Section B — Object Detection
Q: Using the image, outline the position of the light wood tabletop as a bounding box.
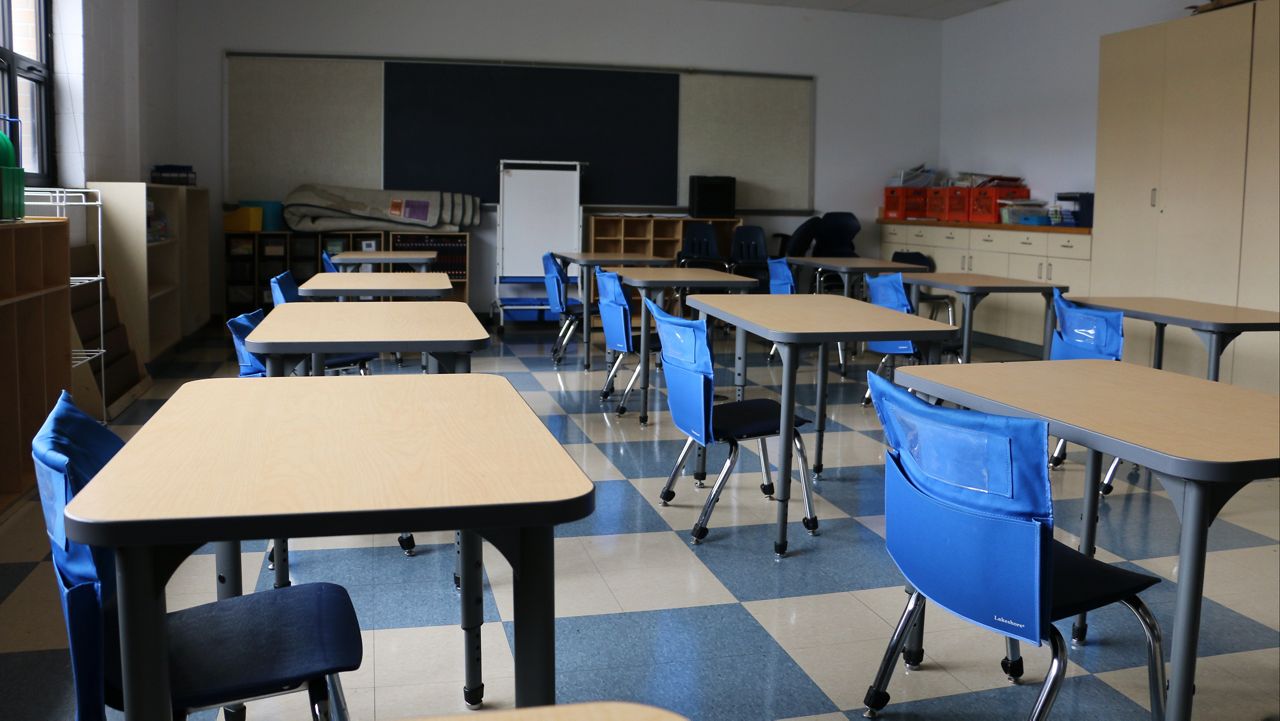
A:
[1067,296,1280,331]
[899,272,1067,292]
[552,252,670,266]
[687,293,958,344]
[896,359,1280,480]
[404,702,687,721]
[245,301,489,354]
[331,250,439,264]
[787,256,930,273]
[65,375,596,545]
[611,267,759,288]
[298,272,453,298]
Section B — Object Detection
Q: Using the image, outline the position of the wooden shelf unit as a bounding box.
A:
[586,215,741,260]
[91,182,211,363]
[225,230,471,316]
[0,218,71,499]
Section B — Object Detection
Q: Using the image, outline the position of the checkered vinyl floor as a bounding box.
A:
[0,324,1276,721]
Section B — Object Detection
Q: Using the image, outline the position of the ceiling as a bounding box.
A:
[704,0,1014,20]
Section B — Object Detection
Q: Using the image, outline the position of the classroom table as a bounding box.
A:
[686,293,958,555]
[298,271,453,300]
[414,702,688,721]
[900,272,1068,363]
[63,375,597,720]
[245,301,489,377]
[614,268,760,425]
[786,256,931,297]
[894,359,1280,721]
[331,249,439,272]
[1067,296,1280,381]
[552,251,672,369]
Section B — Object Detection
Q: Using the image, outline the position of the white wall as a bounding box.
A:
[82,0,140,182]
[132,0,942,310]
[938,0,1186,199]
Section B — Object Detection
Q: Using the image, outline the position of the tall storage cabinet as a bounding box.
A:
[1093,1,1279,388]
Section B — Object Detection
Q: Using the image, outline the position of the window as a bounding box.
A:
[1,0,51,184]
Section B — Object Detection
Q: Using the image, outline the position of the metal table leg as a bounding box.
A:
[734,326,747,401]
[273,538,290,588]
[773,343,799,557]
[1152,322,1167,369]
[579,263,592,369]
[638,290,653,426]
[1206,332,1227,382]
[214,541,245,719]
[116,546,175,721]
[312,353,326,377]
[813,342,829,477]
[1041,291,1056,360]
[1072,449,1103,644]
[960,295,975,363]
[512,526,556,707]
[459,529,485,708]
[266,355,284,378]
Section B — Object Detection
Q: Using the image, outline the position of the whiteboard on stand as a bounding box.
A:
[497,161,582,279]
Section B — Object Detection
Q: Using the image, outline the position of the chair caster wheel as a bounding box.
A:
[600,391,613,401]
[1100,484,1114,496]
[774,541,788,557]
[690,524,708,541]
[398,534,416,556]
[659,489,675,504]
[463,683,484,709]
[903,648,924,668]
[453,573,460,590]
[267,547,275,571]
[802,516,819,534]
[1071,622,1087,647]
[1001,656,1024,682]
[760,482,775,498]
[863,688,890,718]
[1048,457,1065,469]
[615,405,626,416]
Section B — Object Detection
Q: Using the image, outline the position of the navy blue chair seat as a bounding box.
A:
[712,398,811,442]
[1048,543,1158,621]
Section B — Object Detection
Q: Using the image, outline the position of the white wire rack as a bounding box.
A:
[25,187,107,421]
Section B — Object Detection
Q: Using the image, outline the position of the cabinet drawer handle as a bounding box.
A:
[1020,240,1033,246]
[1151,188,1158,207]
[1037,262,1043,280]
[1047,262,1053,281]
[1060,243,1072,249]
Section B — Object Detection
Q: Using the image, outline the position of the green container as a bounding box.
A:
[0,129,23,220]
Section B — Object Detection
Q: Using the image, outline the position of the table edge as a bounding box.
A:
[687,296,960,344]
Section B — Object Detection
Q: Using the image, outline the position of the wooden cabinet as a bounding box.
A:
[587,215,741,260]
[1093,2,1276,387]
[0,219,70,502]
[969,249,1010,337]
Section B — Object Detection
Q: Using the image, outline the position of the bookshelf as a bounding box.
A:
[586,215,741,260]
[0,218,70,505]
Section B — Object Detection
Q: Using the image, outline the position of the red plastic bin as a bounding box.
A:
[925,188,947,220]
[944,188,971,222]
[884,187,928,220]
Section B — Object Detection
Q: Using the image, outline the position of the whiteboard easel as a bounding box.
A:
[495,160,582,324]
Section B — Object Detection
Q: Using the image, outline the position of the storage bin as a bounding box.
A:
[969,186,1029,223]
[883,187,928,220]
[945,187,971,222]
[241,201,285,231]
[224,206,262,232]
[925,188,947,220]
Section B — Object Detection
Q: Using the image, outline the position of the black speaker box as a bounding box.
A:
[689,176,736,218]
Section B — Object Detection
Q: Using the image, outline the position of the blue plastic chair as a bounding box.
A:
[226,309,268,378]
[861,374,1165,721]
[31,392,363,721]
[596,268,660,414]
[269,270,376,374]
[860,273,920,406]
[320,251,339,273]
[728,225,769,289]
[1047,289,1127,492]
[648,298,819,544]
[766,257,795,296]
[542,252,582,366]
[677,222,728,271]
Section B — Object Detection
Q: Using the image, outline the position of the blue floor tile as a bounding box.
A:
[856,675,1148,720]
[765,379,875,406]
[540,414,592,444]
[193,539,269,555]
[0,562,35,604]
[601,439,763,480]
[555,480,671,537]
[813,464,886,517]
[254,545,500,629]
[693,519,905,601]
[506,604,838,721]
[494,371,545,392]
[1054,492,1275,560]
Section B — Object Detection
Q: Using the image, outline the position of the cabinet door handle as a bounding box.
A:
[1048,262,1053,281]
[1037,262,1043,279]
[1150,188,1157,207]
[960,256,965,270]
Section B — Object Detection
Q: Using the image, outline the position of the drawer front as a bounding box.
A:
[908,226,969,249]
[1048,234,1091,260]
[1006,231,1047,256]
[970,229,1010,253]
[882,225,908,244]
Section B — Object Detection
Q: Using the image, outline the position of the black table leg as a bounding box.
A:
[513,526,556,707]
[116,545,175,721]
